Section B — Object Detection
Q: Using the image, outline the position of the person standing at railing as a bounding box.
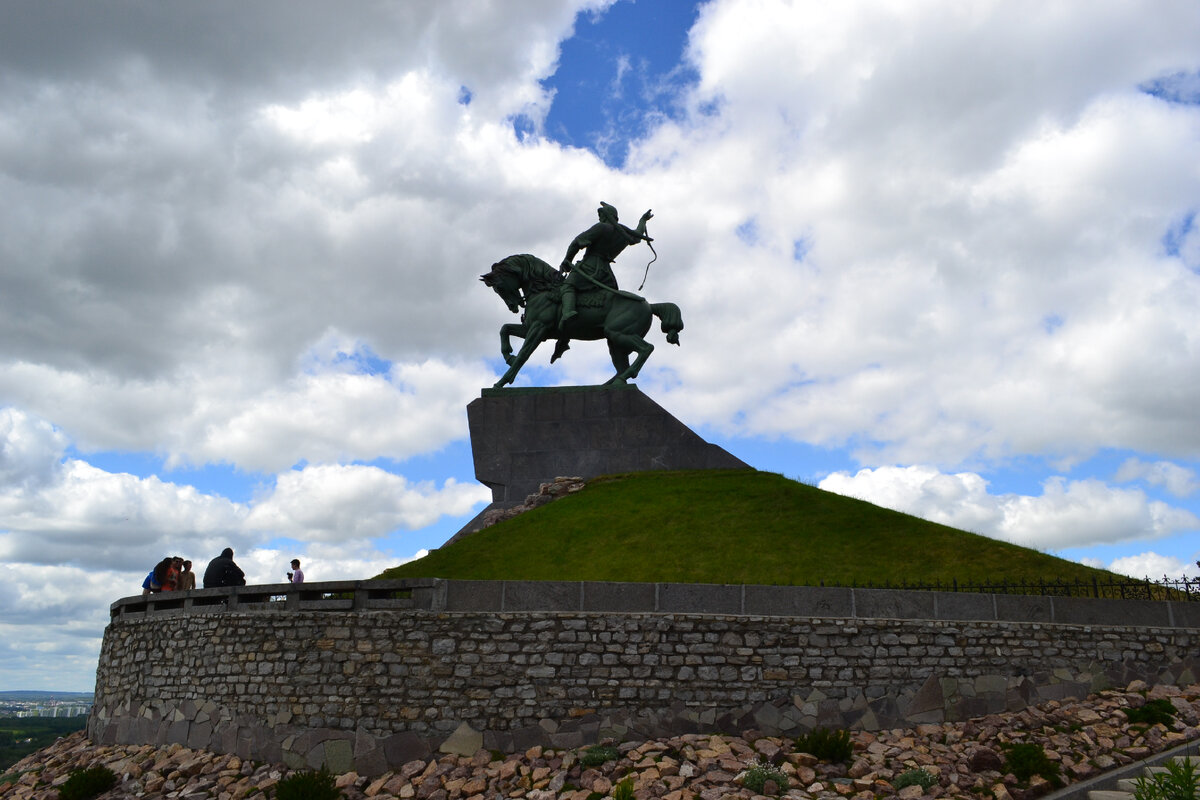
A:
[141,557,172,595]
[203,547,246,588]
[162,556,182,591]
[287,559,304,584]
[178,559,196,590]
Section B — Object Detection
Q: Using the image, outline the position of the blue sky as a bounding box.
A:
[1,0,1199,691]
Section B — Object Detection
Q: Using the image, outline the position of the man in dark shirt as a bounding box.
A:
[203,547,247,588]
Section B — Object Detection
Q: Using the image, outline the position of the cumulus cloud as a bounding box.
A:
[0,0,609,464]
[0,408,487,573]
[178,342,496,473]
[246,465,489,542]
[0,409,248,571]
[1104,552,1200,581]
[631,0,1200,468]
[819,465,1199,550]
[0,407,68,490]
[4,0,1195,470]
[230,541,430,586]
[1114,458,1200,498]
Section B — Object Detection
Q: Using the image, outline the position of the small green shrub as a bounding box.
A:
[580,745,620,767]
[1132,757,1200,800]
[1001,742,1061,787]
[1124,699,1178,727]
[794,727,854,763]
[612,777,635,800]
[58,765,117,800]
[741,760,789,795]
[274,766,341,800]
[893,768,937,791]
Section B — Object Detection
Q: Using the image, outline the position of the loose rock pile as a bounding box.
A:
[3,681,1197,800]
[475,477,587,530]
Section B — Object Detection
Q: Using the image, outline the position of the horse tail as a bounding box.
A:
[650,302,683,345]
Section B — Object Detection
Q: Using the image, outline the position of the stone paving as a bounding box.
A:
[3,681,1197,800]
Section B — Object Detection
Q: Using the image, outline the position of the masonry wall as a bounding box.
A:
[90,582,1200,776]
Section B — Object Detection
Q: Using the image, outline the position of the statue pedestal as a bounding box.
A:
[447,385,749,543]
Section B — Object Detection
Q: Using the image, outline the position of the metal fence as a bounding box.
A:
[827,575,1200,601]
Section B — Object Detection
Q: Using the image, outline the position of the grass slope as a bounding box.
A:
[380,470,1122,586]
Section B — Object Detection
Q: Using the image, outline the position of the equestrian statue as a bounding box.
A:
[480,202,683,389]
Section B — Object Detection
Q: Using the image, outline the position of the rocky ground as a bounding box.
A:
[2,681,1198,800]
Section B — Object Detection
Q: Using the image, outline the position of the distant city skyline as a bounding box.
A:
[0,691,93,719]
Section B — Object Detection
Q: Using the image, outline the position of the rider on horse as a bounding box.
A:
[559,202,654,326]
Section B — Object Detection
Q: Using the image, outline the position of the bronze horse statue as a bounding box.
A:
[480,254,683,389]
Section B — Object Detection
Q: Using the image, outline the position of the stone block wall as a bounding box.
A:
[90,602,1200,776]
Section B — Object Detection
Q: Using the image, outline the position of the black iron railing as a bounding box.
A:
[824,575,1199,601]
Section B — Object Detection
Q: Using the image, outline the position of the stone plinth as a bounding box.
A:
[450,385,749,542]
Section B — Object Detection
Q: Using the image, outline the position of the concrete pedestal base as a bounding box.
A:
[449,385,749,543]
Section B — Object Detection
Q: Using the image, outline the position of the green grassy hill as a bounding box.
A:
[380,469,1124,587]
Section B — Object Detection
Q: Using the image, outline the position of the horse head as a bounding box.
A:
[481,259,524,314]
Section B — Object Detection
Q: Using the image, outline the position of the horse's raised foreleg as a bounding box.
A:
[494,321,550,388]
[499,322,526,365]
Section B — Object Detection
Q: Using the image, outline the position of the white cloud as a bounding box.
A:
[1105,551,1200,581]
[0,0,1197,473]
[246,464,489,542]
[0,409,249,571]
[231,541,427,586]
[0,408,488,574]
[0,348,493,475]
[0,407,68,490]
[1115,457,1200,498]
[179,352,495,474]
[631,0,1200,468]
[819,465,1199,551]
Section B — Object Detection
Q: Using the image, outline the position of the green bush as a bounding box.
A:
[1133,757,1199,800]
[1124,699,1178,727]
[58,765,117,800]
[1001,742,1061,787]
[893,768,937,791]
[794,727,854,763]
[580,745,620,767]
[612,776,635,800]
[741,760,789,795]
[274,766,341,800]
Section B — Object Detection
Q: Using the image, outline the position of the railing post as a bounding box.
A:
[431,579,447,611]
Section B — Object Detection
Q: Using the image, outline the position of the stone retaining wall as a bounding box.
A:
[90,581,1200,776]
